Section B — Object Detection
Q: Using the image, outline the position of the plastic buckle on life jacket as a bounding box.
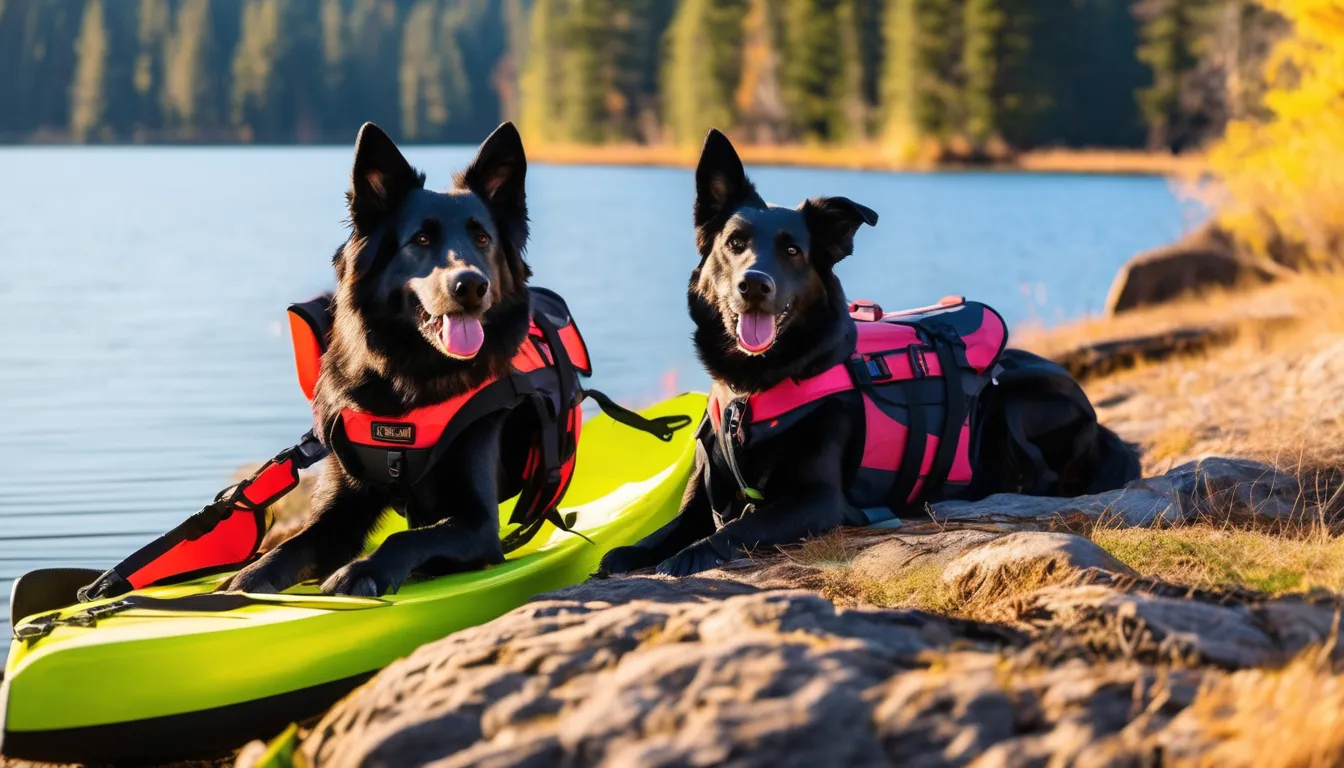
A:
[849,300,883,322]
[724,399,749,444]
[387,451,404,480]
[907,346,928,378]
[865,355,892,382]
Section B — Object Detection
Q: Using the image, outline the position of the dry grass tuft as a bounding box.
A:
[1094,526,1344,596]
[781,528,859,569]
[827,561,958,614]
[1164,645,1344,767]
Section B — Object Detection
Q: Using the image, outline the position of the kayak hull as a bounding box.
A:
[1,393,705,764]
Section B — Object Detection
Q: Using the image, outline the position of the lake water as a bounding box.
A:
[0,146,1205,648]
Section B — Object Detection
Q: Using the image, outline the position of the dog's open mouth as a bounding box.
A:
[424,313,485,359]
[733,302,792,355]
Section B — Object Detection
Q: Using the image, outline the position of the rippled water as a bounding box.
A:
[0,146,1205,648]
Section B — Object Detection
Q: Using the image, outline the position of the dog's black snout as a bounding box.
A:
[450,270,490,308]
[736,271,775,302]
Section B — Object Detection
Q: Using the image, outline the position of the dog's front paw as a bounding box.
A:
[596,545,656,577]
[220,559,286,594]
[321,559,400,597]
[655,540,727,578]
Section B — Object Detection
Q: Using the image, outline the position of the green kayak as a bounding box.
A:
[1,392,704,765]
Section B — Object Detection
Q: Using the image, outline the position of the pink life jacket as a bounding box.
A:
[707,296,1008,518]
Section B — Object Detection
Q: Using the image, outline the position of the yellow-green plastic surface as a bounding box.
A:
[1,393,705,734]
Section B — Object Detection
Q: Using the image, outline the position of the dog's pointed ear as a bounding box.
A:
[799,196,879,266]
[694,129,761,237]
[459,122,528,251]
[348,123,424,234]
[461,122,527,215]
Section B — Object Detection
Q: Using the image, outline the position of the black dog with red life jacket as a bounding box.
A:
[211,122,546,597]
[73,122,686,605]
[598,129,1140,578]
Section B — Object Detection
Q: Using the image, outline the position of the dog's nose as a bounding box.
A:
[736,271,775,302]
[449,270,490,310]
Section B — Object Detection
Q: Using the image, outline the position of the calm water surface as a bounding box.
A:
[0,146,1205,646]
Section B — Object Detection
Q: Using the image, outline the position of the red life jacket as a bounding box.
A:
[289,287,592,550]
[706,296,1007,519]
[78,287,689,602]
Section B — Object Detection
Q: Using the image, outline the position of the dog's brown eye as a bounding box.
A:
[785,244,801,257]
[726,235,746,252]
[413,232,431,247]
[475,231,491,247]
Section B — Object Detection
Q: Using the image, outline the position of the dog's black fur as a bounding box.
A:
[224,122,533,597]
[598,129,1139,578]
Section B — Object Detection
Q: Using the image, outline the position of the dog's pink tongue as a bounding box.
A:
[736,312,776,354]
[440,315,484,359]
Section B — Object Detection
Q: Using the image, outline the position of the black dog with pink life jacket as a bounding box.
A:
[598,128,1139,579]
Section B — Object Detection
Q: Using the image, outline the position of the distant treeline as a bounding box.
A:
[0,0,1279,151]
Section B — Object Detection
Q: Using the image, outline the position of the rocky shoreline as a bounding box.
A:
[224,456,1338,768]
[9,496,1336,768]
[6,239,1340,768]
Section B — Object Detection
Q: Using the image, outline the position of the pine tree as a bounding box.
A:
[399,0,445,140]
[880,0,960,149]
[663,0,747,145]
[961,0,1002,147]
[343,0,403,138]
[71,0,109,142]
[914,0,961,140]
[319,0,346,133]
[161,0,216,138]
[132,0,171,137]
[8,0,82,136]
[735,0,787,143]
[1134,0,1219,150]
[230,0,281,140]
[990,0,1038,148]
[879,0,918,147]
[779,0,864,142]
[496,0,530,124]
[519,0,564,142]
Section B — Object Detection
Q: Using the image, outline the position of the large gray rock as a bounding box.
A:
[873,657,1204,768]
[1105,222,1274,315]
[931,457,1301,530]
[1014,577,1341,669]
[942,532,1136,605]
[292,578,1018,768]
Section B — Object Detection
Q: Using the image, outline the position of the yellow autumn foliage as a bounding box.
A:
[1209,0,1344,265]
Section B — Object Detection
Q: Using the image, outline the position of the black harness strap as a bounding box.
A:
[714,398,764,502]
[585,389,693,442]
[921,335,968,501]
[845,357,927,516]
[15,592,382,645]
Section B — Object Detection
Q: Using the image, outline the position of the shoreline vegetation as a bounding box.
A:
[0,138,1204,178]
[531,144,1208,176]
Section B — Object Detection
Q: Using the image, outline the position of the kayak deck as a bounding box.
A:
[1,393,705,764]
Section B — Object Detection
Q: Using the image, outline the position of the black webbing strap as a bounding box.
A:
[714,398,763,502]
[585,389,693,442]
[921,336,968,501]
[846,357,926,516]
[15,592,381,644]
